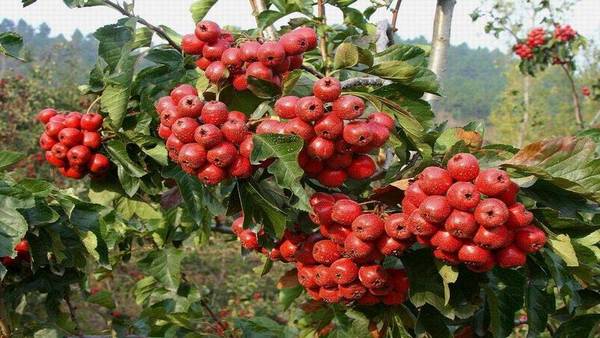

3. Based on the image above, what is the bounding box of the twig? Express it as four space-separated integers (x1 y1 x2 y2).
65 294 83 337
200 299 227 332
0 286 11 338
86 95 102 114
301 65 325 79
559 63 584 129
316 0 329 71
391 0 403 32
341 77 388 89
100 0 181 52
250 0 277 40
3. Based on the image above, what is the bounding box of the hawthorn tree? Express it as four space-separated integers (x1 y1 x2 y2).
0 0 599 337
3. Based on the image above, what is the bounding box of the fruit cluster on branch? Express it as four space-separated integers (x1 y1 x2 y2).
38 109 110 179
182 21 317 90
402 153 546 271
513 24 577 62
1 240 30 268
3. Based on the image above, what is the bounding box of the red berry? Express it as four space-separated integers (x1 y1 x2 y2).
314 265 337 287
232 73 248 91
407 210 438 236
45 121 65 138
367 112 394 130
58 128 83 148
88 154 110 174
384 213 412 240
313 239 341 265
402 198 417 215
178 143 206 170
352 214 385 241
444 210 478 239
288 54 304 70
207 142 237 168
317 169 347 187
15 240 29 253
37 108 58 124
433 249 460 265
314 114 343 140
279 240 299 262
447 153 480 182
83 131 102 149
343 122 373 146
221 47 243 70
181 33 205 54
239 136 254 158
496 245 527 268
297 266 318 289
67 145 92 166
310 201 334 225
221 119 248 144
295 96 325 122
376 236 409 256
166 135 184 159
514 226 546 253
506 203 533 229
313 77 342 102
474 198 509 228
405 182 428 206
39 133 58 151
497 181 519 206
344 233 375 260
198 164 226 185
284 118 315 141
172 117 199 144
347 155 376 180
458 243 494 268
177 95 204 118
357 292 381 305
418 167 453 195
367 122 390 147
330 258 358 284
45 151 66 167
319 287 342 303
196 57 212 70
274 96 299 119
474 168 511 196
60 165 86 179
239 229 259 250
331 199 362 225
203 40 229 61
358 265 388 289
239 41 261 62
326 153 353 170
194 124 223 149
280 32 309 56
195 20 221 43
170 84 198 104
201 101 228 126
228 156 252 178
419 195 452 223
310 192 335 207
246 62 274 82
205 61 228 83
446 182 480 211
307 137 335 160
158 124 172 139
51 143 68 159
333 95 365 120
63 112 82 128
160 108 179 128
293 27 318 50
339 281 367 300
474 225 513 250
431 231 463 252
257 41 286 67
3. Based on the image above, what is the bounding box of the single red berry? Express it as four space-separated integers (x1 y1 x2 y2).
181 33 205 54
246 62 274 82
239 41 261 62
352 214 385 241
274 96 299 119
402 198 417 215
160 108 180 128
330 258 358 285
198 164 226 185
166 135 184 160
58 128 83 148
310 192 335 207
497 181 519 206
202 40 229 61
326 153 353 170
314 113 343 140
39 133 58 150
83 131 102 149
221 119 248 144
232 73 248 91
221 47 243 70
474 168 511 196
207 142 237 168
37 108 58 124
474 225 513 250
257 41 286 67
272 57 290 74
347 155 376 180
228 156 252 178
201 101 229 126
280 32 309 56
279 240 299 262
474 198 509 228
88 153 110 174
239 229 259 250
239 135 253 158
297 266 318 289
195 57 212 70
310 201 334 225
195 20 221 43
433 248 460 265
446 182 480 211
67 145 92 166
447 153 480 182
407 210 438 236
358 265 388 289
60 165 86 179
319 287 342 303
506 203 534 229
419 195 452 224
405 181 428 206
288 54 304 69
514 226 546 253
458 243 494 268
170 84 198 104
335 139 354 154
178 143 207 170
317 169 347 187
333 95 365 120
295 96 325 122
418 166 453 195
172 117 200 144
431 230 463 252
331 199 363 225
14 240 29 253
205 61 228 83
307 137 335 160
293 27 318 50
313 240 341 265
384 213 412 240
51 143 69 159
158 124 172 139
344 233 375 260
63 112 82 128
313 77 342 102
256 119 286 134
45 121 65 138
314 265 337 288
376 236 409 256
299 155 323 177
177 95 204 118
444 210 478 239
367 112 394 130
496 245 527 268
343 122 373 146
368 122 390 147
194 124 223 149
45 151 66 167
285 118 315 141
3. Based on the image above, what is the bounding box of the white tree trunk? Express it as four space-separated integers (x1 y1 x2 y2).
519 76 531 148
252 0 276 40
424 0 456 104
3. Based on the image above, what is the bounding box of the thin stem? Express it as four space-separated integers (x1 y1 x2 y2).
560 63 584 129
86 95 102 115
391 0 403 32
0 286 11 338
301 64 325 79
316 0 329 72
200 299 227 332
101 0 181 52
65 294 83 337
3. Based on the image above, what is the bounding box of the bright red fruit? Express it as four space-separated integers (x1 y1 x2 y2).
506 203 533 229
198 164 226 185
246 62 274 82
314 114 343 140
343 122 373 146
51 143 68 159
458 244 494 269
330 258 358 285
347 155 376 180
419 195 452 223
58 128 83 147
39 133 57 150
473 225 511 249
313 77 342 102
63 112 81 128
444 210 478 239
177 95 204 117
384 213 412 240
205 61 228 83
178 143 206 170
207 142 237 168
295 96 324 122
312 240 341 265
446 182 480 211
333 95 365 120
317 169 347 187
319 287 342 303
181 34 205 54
37 108 58 124
67 145 92 166
294 27 318 50
221 47 243 70
376 236 409 256
285 118 315 141
170 84 198 104
280 32 309 56
203 40 229 60
201 101 228 126
274 96 299 119
447 153 480 181
194 124 223 148
195 20 221 43
344 233 374 259
405 182 428 206
221 119 248 144
239 229 259 250
340 282 367 300
351 213 385 241
367 112 394 130
314 265 336 287
83 131 102 149
474 168 511 196
257 41 286 67
172 117 199 144
496 245 527 268
358 265 388 289
514 226 546 253
431 231 462 252
88 154 110 174
331 199 363 225
474 198 509 228
307 137 335 160
407 210 438 236
45 151 66 167
418 166 453 195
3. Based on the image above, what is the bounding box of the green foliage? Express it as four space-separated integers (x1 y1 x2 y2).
0 32 25 61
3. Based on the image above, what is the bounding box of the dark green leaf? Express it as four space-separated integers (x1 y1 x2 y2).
236 316 296 338
0 32 25 61
138 247 184 290
247 76 282 99
256 10 285 31
367 61 418 81
279 285 302 310
132 27 153 50
553 314 600 338
526 259 555 338
87 290 116 309
63 0 105 8
415 305 451 338
18 200 60 226
105 140 146 177
238 181 287 238
341 7 367 31
219 86 264 115
281 69 302 96
0 151 26 171
0 196 29 257
485 269 526 338
190 0 218 23
251 134 309 211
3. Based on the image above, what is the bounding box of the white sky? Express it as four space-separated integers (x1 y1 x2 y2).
2 0 599 51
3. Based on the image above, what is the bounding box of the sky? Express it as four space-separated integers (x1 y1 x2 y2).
2 0 600 51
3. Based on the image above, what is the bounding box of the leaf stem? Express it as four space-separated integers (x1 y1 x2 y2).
301 65 325 79
316 0 329 72
100 0 181 52
86 95 102 115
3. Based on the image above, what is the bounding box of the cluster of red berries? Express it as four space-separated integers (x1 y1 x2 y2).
156 84 254 185
181 20 317 90
231 192 410 305
582 86 591 97
255 77 393 187
554 24 577 42
37 109 110 179
527 27 546 48
401 153 547 272
513 43 534 60
1 240 30 268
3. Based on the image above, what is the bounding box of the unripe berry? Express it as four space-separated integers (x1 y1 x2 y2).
313 77 342 102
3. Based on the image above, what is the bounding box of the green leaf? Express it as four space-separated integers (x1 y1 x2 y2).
0 196 29 257
87 290 116 309
18 200 60 226
504 137 600 203
158 25 183 46
367 61 418 81
256 10 286 31
0 32 25 61
0 151 26 171
251 134 309 211
132 27 153 50
437 263 458 305
542 251 582 312
190 0 218 22
333 43 359 70
247 76 282 99
236 316 295 338
238 181 287 238
105 140 146 177
219 86 264 115
374 44 428 66
63 0 104 7
279 285 302 311
548 234 579 267
33 329 61 338
22 0 38 7
139 247 184 290
554 314 600 338
485 269 526 338
281 69 302 96
94 22 134 70
415 305 451 338
525 259 555 338
341 7 367 31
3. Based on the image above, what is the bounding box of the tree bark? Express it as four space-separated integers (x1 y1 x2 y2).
250 0 276 40
560 64 584 129
424 0 456 104
519 76 531 148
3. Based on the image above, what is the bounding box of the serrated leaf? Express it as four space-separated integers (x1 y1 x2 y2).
504 137 600 203
238 181 287 238
105 140 146 177
132 27 153 49
367 61 418 81
374 44 428 66
281 69 302 96
0 151 26 170
190 0 218 22
251 134 309 211
341 7 367 31
333 43 359 70
0 32 25 61
542 251 582 312
0 196 29 257
139 247 184 290
554 314 600 338
548 234 579 267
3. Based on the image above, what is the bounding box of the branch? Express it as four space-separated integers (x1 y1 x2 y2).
101 0 181 52
0 286 11 338
249 0 277 40
200 299 227 332
560 63 584 129
301 64 325 79
316 0 329 71
341 77 389 89
391 0 403 32
65 294 83 337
